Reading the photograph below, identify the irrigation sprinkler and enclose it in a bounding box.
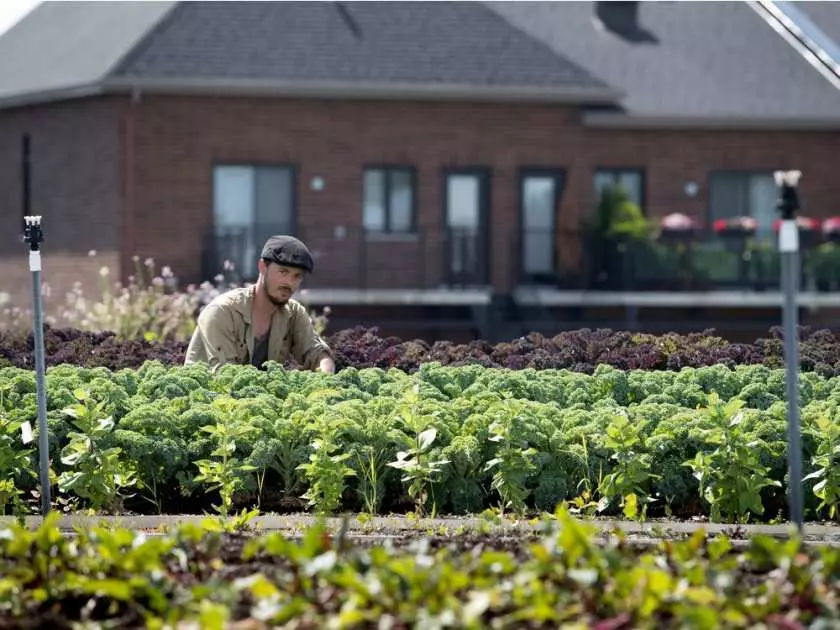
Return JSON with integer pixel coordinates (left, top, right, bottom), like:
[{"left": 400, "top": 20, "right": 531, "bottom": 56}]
[
  {"left": 775, "top": 170, "right": 803, "bottom": 531},
  {"left": 22, "top": 215, "right": 51, "bottom": 516}
]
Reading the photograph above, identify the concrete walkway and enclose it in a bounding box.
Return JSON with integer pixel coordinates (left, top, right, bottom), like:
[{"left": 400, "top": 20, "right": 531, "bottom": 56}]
[{"left": 2, "top": 512, "right": 840, "bottom": 542}]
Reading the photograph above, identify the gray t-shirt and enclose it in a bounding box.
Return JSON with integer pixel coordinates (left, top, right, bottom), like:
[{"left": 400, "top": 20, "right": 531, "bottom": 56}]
[{"left": 251, "top": 331, "right": 270, "bottom": 369}]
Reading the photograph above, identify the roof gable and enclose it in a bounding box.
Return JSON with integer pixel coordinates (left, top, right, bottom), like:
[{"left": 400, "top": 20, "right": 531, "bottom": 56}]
[
  {"left": 107, "top": 1, "right": 617, "bottom": 101},
  {"left": 0, "top": 0, "right": 176, "bottom": 108},
  {"left": 487, "top": 0, "right": 840, "bottom": 124}
]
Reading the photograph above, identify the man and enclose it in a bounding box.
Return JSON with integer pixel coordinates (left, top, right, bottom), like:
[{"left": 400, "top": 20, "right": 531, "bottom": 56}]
[{"left": 185, "top": 235, "right": 336, "bottom": 373}]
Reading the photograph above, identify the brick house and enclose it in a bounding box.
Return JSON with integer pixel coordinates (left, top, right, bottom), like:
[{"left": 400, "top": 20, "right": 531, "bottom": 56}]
[{"left": 1, "top": 1, "right": 840, "bottom": 340}]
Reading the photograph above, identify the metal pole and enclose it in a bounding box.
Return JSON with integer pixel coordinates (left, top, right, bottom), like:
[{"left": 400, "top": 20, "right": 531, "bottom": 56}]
[
  {"left": 23, "top": 215, "right": 50, "bottom": 516},
  {"left": 775, "top": 171, "right": 803, "bottom": 532}
]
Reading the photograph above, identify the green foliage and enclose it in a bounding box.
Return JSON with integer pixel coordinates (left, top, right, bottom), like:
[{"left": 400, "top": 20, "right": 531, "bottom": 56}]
[
  {"left": 803, "top": 405, "right": 840, "bottom": 520},
  {"left": 192, "top": 395, "right": 258, "bottom": 517},
  {"left": 684, "top": 394, "right": 782, "bottom": 523},
  {"left": 2, "top": 361, "right": 840, "bottom": 520},
  {"left": 297, "top": 412, "right": 356, "bottom": 515},
  {"left": 1, "top": 507, "right": 839, "bottom": 627},
  {"left": 387, "top": 385, "right": 450, "bottom": 516},
  {"left": 585, "top": 183, "right": 653, "bottom": 241},
  {"left": 57, "top": 388, "right": 138, "bottom": 513},
  {"left": 597, "top": 412, "right": 660, "bottom": 520}
]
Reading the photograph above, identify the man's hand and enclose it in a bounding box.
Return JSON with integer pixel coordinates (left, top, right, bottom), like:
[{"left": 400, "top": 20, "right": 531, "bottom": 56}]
[{"left": 318, "top": 356, "right": 336, "bottom": 374}]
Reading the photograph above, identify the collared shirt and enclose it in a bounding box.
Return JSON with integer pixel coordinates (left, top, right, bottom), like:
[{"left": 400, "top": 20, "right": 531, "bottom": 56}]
[{"left": 184, "top": 285, "right": 333, "bottom": 371}]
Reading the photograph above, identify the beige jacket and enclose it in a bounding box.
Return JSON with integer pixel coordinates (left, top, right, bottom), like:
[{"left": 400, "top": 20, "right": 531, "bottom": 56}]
[{"left": 184, "top": 286, "right": 333, "bottom": 371}]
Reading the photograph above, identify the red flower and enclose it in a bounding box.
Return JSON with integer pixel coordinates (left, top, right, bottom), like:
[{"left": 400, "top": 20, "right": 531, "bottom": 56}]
[{"left": 714, "top": 216, "right": 757, "bottom": 233}]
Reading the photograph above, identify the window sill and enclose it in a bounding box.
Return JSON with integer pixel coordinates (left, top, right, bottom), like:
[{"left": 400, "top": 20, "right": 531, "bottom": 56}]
[{"left": 364, "top": 231, "right": 419, "bottom": 243}]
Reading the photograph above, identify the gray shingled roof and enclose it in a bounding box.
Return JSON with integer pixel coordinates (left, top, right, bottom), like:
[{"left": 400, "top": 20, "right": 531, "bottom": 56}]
[
  {"left": 1, "top": 0, "right": 839, "bottom": 118},
  {"left": 109, "top": 1, "right": 615, "bottom": 97},
  {"left": 0, "top": 0, "right": 175, "bottom": 107},
  {"left": 488, "top": 1, "right": 840, "bottom": 121}
]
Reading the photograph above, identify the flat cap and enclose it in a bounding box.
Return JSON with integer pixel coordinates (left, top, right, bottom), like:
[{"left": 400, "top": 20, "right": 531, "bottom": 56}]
[{"left": 260, "top": 235, "right": 314, "bottom": 273}]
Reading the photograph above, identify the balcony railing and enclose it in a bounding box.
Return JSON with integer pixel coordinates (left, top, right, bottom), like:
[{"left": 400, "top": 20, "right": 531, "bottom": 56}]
[
  {"left": 202, "top": 224, "right": 490, "bottom": 290},
  {"left": 513, "top": 228, "right": 840, "bottom": 292},
  {"left": 202, "top": 223, "right": 840, "bottom": 293}
]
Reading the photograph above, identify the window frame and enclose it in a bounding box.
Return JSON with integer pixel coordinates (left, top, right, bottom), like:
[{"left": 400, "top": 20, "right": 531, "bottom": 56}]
[
  {"left": 210, "top": 160, "right": 299, "bottom": 233},
  {"left": 362, "top": 165, "right": 418, "bottom": 235},
  {"left": 592, "top": 166, "right": 646, "bottom": 212},
  {"left": 441, "top": 165, "right": 492, "bottom": 286},
  {"left": 517, "top": 166, "right": 567, "bottom": 283},
  {"left": 208, "top": 161, "right": 299, "bottom": 279}
]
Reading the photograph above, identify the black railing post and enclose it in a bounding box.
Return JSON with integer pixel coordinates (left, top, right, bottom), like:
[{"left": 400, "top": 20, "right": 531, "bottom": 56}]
[
  {"left": 419, "top": 227, "right": 427, "bottom": 288},
  {"left": 359, "top": 226, "right": 367, "bottom": 289}
]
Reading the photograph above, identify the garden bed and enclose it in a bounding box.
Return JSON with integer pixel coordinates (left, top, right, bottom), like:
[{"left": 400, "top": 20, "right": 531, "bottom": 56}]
[
  {"left": 0, "top": 356, "right": 838, "bottom": 523},
  {"left": 2, "top": 325, "right": 840, "bottom": 626},
  {"left": 4, "top": 324, "right": 840, "bottom": 375},
  {"left": 1, "top": 509, "right": 838, "bottom": 629}
]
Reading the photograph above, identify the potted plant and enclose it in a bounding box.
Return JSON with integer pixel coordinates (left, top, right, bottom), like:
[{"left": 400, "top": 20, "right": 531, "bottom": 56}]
[
  {"left": 822, "top": 216, "right": 840, "bottom": 243},
  {"left": 659, "top": 212, "right": 700, "bottom": 240},
  {"left": 713, "top": 216, "right": 757, "bottom": 239},
  {"left": 581, "top": 184, "right": 654, "bottom": 290},
  {"left": 713, "top": 216, "right": 757, "bottom": 284},
  {"left": 657, "top": 213, "right": 700, "bottom": 289}
]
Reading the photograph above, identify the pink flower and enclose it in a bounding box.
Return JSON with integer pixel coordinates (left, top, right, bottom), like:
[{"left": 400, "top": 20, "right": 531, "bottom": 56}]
[{"left": 660, "top": 213, "right": 698, "bottom": 231}]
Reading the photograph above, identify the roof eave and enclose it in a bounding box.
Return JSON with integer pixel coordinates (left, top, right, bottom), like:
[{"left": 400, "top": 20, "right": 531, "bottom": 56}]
[
  {"left": 101, "top": 76, "right": 625, "bottom": 104},
  {"left": 0, "top": 83, "right": 106, "bottom": 111},
  {"left": 584, "top": 112, "right": 840, "bottom": 130}
]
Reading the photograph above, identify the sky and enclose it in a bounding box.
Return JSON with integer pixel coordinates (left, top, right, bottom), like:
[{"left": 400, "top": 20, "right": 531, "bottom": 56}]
[{"left": 0, "top": 0, "right": 40, "bottom": 37}]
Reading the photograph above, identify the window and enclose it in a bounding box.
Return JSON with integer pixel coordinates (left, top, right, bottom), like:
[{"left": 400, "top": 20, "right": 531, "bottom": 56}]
[
  {"left": 212, "top": 164, "right": 295, "bottom": 277},
  {"left": 363, "top": 167, "right": 415, "bottom": 233},
  {"left": 519, "top": 168, "right": 565, "bottom": 279},
  {"left": 593, "top": 168, "right": 644, "bottom": 209},
  {"left": 708, "top": 172, "right": 777, "bottom": 241}
]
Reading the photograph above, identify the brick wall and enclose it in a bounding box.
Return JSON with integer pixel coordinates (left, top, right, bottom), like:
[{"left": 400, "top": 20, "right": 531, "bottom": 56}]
[
  {"left": 127, "top": 95, "right": 840, "bottom": 293},
  {"left": 0, "top": 98, "right": 124, "bottom": 311},
  {"left": 3, "top": 93, "right": 840, "bottom": 310}
]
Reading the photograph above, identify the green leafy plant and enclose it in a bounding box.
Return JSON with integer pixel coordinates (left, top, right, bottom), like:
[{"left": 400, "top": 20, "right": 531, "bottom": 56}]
[
  {"left": 483, "top": 408, "right": 538, "bottom": 517},
  {"left": 803, "top": 409, "right": 840, "bottom": 519},
  {"left": 585, "top": 183, "right": 653, "bottom": 241},
  {"left": 597, "top": 412, "right": 660, "bottom": 520},
  {"left": 387, "top": 386, "right": 450, "bottom": 517},
  {"left": 193, "top": 396, "right": 258, "bottom": 518},
  {"left": 0, "top": 411, "right": 35, "bottom": 516},
  {"left": 684, "top": 394, "right": 781, "bottom": 523},
  {"left": 297, "top": 413, "right": 356, "bottom": 515},
  {"left": 57, "top": 389, "right": 139, "bottom": 513},
  {"left": 568, "top": 435, "right": 608, "bottom": 518}
]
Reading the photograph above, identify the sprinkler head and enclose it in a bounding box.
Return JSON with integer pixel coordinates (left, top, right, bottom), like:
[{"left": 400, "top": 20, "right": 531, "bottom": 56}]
[{"left": 22, "top": 215, "right": 43, "bottom": 251}]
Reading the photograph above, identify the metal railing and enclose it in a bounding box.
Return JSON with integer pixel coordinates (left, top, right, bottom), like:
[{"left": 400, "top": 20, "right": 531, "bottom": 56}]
[
  {"left": 202, "top": 224, "right": 490, "bottom": 289},
  {"left": 203, "top": 223, "right": 840, "bottom": 293},
  {"left": 512, "top": 228, "right": 840, "bottom": 292}
]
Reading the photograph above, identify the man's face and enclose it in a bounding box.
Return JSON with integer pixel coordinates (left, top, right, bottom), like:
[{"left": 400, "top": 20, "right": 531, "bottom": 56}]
[{"left": 258, "top": 260, "right": 304, "bottom": 307}]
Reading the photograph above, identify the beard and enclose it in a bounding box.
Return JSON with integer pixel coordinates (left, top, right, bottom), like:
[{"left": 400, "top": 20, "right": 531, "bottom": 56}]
[{"left": 263, "top": 282, "right": 292, "bottom": 307}]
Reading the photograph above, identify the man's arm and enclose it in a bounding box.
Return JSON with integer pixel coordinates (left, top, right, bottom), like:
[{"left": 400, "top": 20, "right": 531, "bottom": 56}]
[
  {"left": 289, "top": 303, "right": 335, "bottom": 373},
  {"left": 184, "top": 304, "right": 241, "bottom": 371}
]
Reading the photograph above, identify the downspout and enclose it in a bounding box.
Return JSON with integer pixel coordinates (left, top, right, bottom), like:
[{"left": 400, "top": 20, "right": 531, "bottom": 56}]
[{"left": 121, "top": 88, "right": 140, "bottom": 279}]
